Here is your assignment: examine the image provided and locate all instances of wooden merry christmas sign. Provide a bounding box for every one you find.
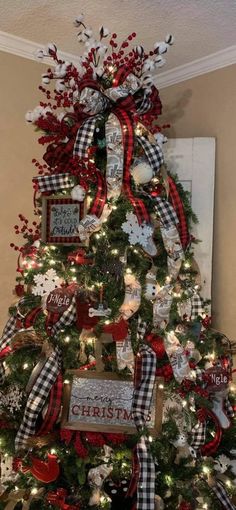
[42,196,85,244]
[61,371,164,436]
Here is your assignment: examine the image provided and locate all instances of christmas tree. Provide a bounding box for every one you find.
[0,16,235,510]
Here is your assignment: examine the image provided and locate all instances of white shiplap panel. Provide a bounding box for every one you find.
[164,138,215,299]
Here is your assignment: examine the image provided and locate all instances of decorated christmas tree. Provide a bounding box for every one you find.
[0,16,235,510]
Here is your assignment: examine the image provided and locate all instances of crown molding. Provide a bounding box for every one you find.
[0,30,81,66]
[0,30,236,86]
[155,45,236,88]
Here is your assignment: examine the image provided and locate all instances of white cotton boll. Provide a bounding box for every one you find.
[71,185,86,201]
[97,45,108,57]
[141,74,153,89]
[41,74,50,85]
[25,111,34,123]
[36,49,45,59]
[55,80,66,93]
[154,56,166,68]
[54,63,68,78]
[74,14,84,25]
[131,160,153,184]
[143,59,155,73]
[165,34,174,45]
[83,28,93,41]
[154,41,169,54]
[135,45,144,56]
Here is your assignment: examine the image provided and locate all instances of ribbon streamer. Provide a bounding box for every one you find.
[131,344,157,510]
[15,346,61,450]
[209,479,236,510]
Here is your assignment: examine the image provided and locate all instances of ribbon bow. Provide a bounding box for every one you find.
[73,70,164,228]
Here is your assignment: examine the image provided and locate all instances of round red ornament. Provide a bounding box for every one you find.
[46,288,73,314]
[147,334,166,359]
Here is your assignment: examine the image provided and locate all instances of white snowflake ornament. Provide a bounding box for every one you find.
[0,385,23,414]
[121,212,157,256]
[32,269,61,297]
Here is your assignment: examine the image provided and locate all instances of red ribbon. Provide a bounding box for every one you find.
[200,408,222,456]
[114,100,150,224]
[168,175,190,249]
[37,373,63,435]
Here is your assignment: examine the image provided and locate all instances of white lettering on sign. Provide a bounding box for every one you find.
[50,204,80,237]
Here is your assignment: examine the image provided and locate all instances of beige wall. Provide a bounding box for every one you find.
[0,52,46,330]
[0,52,235,340]
[161,64,236,338]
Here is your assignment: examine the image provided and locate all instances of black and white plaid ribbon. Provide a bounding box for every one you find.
[33,173,74,193]
[225,397,235,419]
[155,197,179,229]
[191,293,205,320]
[136,135,164,175]
[132,344,157,510]
[50,294,77,337]
[73,116,99,159]
[15,346,61,450]
[211,480,236,510]
[190,421,206,450]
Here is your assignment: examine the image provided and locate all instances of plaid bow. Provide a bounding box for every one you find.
[131,344,157,510]
[15,346,61,450]
[33,173,74,193]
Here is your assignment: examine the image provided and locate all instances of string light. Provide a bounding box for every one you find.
[31,488,38,495]
[202,465,210,474]
[64,379,70,384]
[50,448,56,454]
[158,383,164,389]
[23,363,29,370]
[184,261,191,268]
[64,336,71,343]
[49,259,56,265]
[111,249,118,255]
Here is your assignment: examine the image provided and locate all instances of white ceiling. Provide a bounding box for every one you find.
[0,0,236,85]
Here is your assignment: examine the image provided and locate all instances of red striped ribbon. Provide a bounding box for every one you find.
[37,373,63,435]
[168,175,190,249]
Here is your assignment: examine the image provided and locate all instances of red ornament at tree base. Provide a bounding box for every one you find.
[146,333,166,359]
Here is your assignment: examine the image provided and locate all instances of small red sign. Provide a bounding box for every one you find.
[204,367,229,392]
[47,288,73,313]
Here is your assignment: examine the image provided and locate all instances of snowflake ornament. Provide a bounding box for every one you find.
[121,212,157,256]
[0,385,23,414]
[32,269,61,297]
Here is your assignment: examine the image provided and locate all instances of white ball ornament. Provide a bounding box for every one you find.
[71,185,86,201]
[131,159,153,184]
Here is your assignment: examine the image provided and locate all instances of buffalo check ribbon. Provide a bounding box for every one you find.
[210,480,236,510]
[131,344,157,510]
[33,173,75,193]
[136,135,164,176]
[15,346,61,450]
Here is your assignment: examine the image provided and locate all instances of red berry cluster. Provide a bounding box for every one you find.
[156,364,173,382]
